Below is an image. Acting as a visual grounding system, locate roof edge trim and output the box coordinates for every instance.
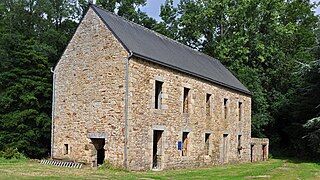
[91,4,130,53]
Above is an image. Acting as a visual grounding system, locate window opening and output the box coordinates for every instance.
[238,102,243,121]
[155,81,163,109]
[224,98,228,119]
[64,144,68,155]
[183,88,190,113]
[182,132,189,156]
[206,94,211,117]
[205,133,210,155]
[237,135,242,155]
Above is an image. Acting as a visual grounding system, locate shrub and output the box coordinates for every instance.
[0,147,27,159]
[98,160,123,170]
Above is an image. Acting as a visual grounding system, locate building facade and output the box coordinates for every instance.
[52,4,268,171]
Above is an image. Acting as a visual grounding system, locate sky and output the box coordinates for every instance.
[141,0,320,22]
[140,0,178,21]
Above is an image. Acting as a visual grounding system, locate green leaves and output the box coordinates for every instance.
[0,0,79,158]
[156,1,319,151]
[96,0,158,29]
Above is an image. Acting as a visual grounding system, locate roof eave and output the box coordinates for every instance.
[131,52,252,96]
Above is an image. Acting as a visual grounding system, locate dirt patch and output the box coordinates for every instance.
[278,167,291,170]
[244,175,272,179]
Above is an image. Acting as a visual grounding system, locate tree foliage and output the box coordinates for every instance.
[158,0,318,139]
[0,0,82,158]
[0,0,319,158]
[96,0,157,29]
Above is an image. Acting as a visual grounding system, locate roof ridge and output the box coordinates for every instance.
[91,4,218,62]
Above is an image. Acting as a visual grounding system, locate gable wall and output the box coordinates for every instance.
[53,7,128,165]
[127,57,251,170]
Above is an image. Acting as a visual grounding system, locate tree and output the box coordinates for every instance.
[303,117,320,156]
[0,37,52,158]
[153,0,179,39]
[0,0,83,158]
[96,0,157,29]
[157,0,318,141]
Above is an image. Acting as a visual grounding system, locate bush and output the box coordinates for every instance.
[0,147,27,159]
[303,117,320,156]
[98,160,123,171]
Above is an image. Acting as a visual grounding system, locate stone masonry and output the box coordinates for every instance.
[53,8,127,167]
[251,138,269,162]
[52,5,269,171]
[127,58,251,170]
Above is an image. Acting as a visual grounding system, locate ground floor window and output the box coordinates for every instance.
[182,132,189,156]
[205,133,210,155]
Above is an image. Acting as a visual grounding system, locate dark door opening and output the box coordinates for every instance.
[152,130,163,169]
[262,145,267,161]
[91,138,105,166]
[250,144,254,162]
[222,134,228,163]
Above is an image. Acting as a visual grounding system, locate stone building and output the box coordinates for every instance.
[51,4,269,171]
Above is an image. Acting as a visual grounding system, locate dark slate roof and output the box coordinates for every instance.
[91,4,251,95]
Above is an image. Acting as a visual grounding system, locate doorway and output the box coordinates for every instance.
[262,145,267,161]
[250,144,254,162]
[222,134,228,163]
[91,138,105,166]
[152,130,163,169]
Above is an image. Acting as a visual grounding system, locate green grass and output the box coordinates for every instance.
[0,158,319,179]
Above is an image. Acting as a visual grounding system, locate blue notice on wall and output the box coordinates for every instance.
[178,141,182,151]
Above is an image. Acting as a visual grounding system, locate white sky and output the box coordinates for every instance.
[312,0,320,14]
[140,0,178,21]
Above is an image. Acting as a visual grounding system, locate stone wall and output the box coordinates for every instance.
[251,138,269,162]
[52,8,127,166]
[127,58,252,171]
[53,6,258,171]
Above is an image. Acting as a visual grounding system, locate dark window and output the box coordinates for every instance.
[64,144,68,155]
[224,98,228,119]
[155,81,163,109]
[206,94,211,117]
[237,135,242,154]
[238,102,242,121]
[205,133,210,155]
[182,132,189,156]
[183,88,190,113]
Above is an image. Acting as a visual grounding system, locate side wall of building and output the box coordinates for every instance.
[127,58,252,171]
[52,8,128,166]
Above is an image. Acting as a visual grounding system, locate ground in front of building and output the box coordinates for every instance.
[0,158,319,179]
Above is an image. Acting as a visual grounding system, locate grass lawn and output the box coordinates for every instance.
[0,158,319,180]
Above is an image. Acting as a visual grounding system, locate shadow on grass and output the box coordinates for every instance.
[271,154,320,165]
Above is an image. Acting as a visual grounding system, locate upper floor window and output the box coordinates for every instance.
[206,93,211,117]
[155,81,163,109]
[183,87,190,113]
[224,98,228,119]
[238,102,243,121]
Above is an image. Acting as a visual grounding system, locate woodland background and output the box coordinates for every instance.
[0,0,319,159]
